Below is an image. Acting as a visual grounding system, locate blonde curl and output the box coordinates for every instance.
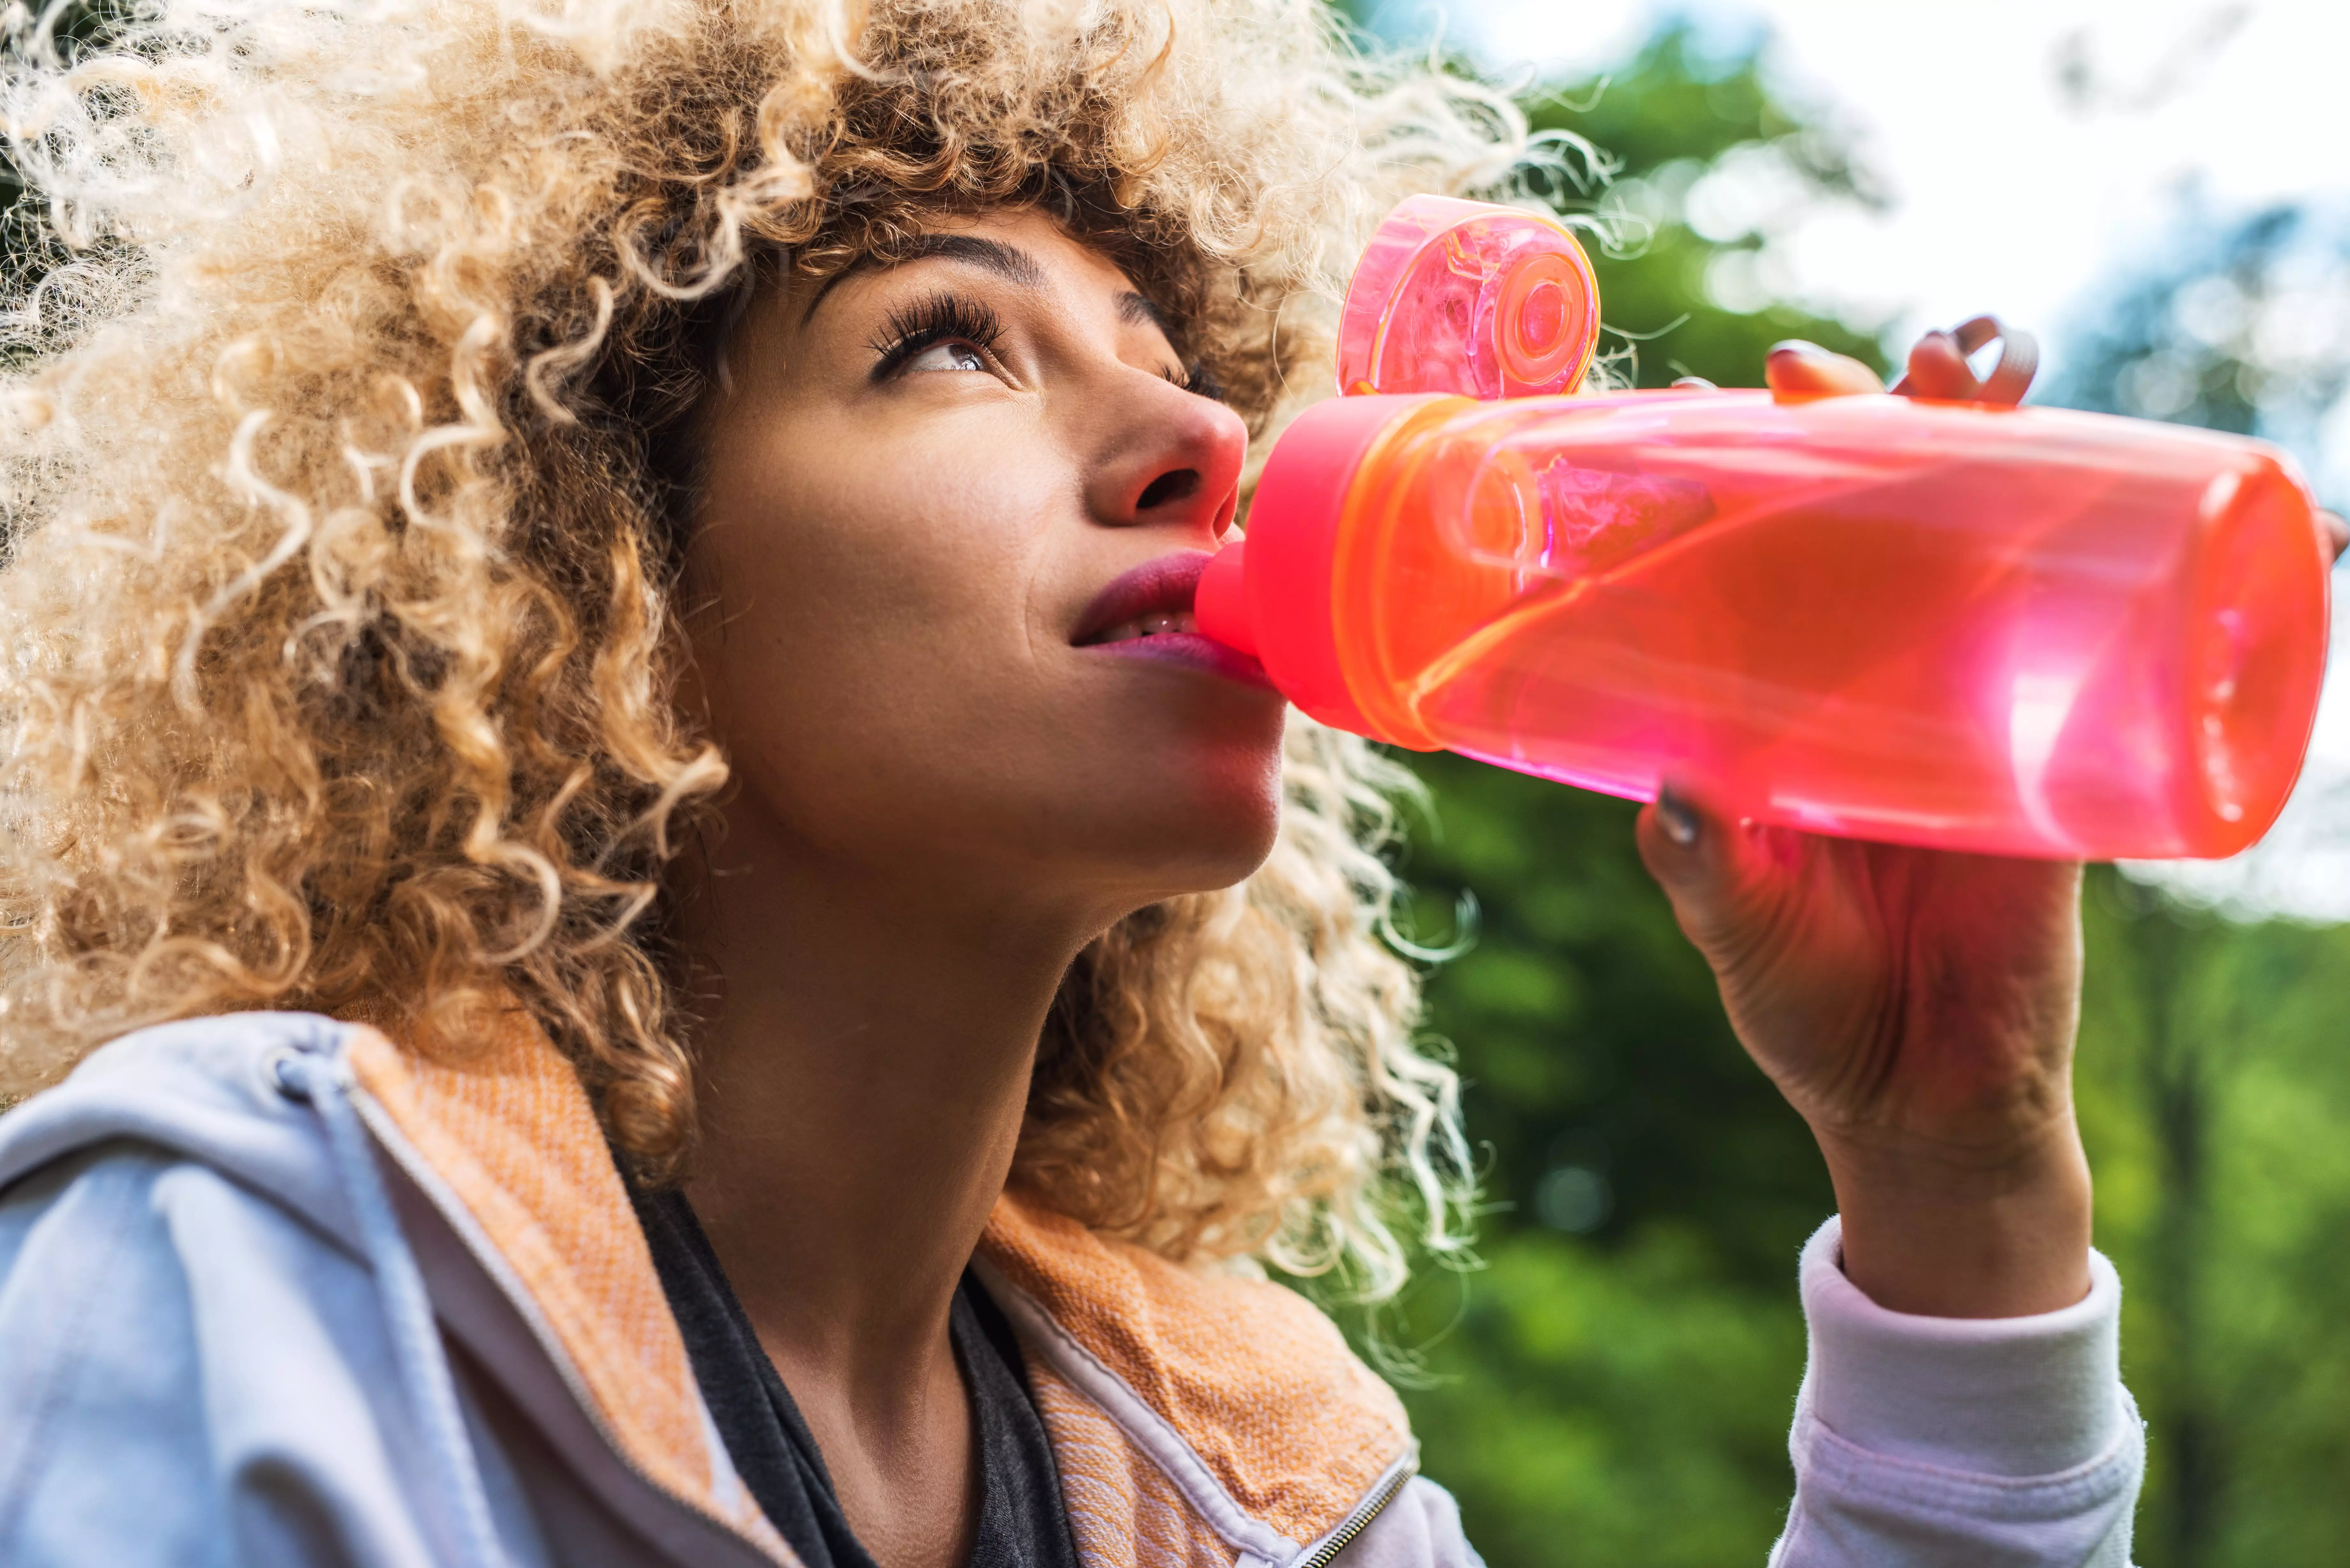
[0,0,1535,1293]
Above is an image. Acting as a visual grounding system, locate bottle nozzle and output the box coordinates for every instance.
[1194,539,1254,656]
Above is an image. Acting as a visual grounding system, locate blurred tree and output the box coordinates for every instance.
[2050,200,2350,478]
[1327,15,1889,386]
[1346,22,2350,1568]
[1526,23,1886,388]
[1380,760,1829,1564]
[2047,202,2350,1568]
[2072,874,2350,1568]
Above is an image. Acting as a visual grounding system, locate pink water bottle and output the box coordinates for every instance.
[1197,210,2332,860]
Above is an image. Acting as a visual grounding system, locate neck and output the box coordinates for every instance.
[676,797,1095,1404]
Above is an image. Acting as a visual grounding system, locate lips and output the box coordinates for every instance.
[1073,551,1212,648]
[1073,549,1275,691]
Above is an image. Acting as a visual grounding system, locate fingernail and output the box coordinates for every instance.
[1655,789,1700,847]
[1768,340,1828,361]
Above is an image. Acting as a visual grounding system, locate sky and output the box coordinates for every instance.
[1384,0,2350,916]
[1435,1,2350,369]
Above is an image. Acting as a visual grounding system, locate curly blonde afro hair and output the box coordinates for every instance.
[0,0,1533,1294]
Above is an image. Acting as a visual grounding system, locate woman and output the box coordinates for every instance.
[0,0,2142,1564]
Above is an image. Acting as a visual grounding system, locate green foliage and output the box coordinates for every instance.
[1391,1225,1807,1567]
[1396,756,1832,1279]
[1353,24,2350,1568]
[1395,791,2350,1568]
[2071,873,2350,1566]
[2042,194,2350,1568]
[1384,765,1827,1562]
[1526,24,1886,388]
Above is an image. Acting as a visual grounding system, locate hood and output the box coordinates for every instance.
[0,1011,364,1249]
[1,1009,1414,1568]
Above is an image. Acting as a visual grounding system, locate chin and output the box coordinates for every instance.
[1056,765,1284,906]
[1159,811,1284,896]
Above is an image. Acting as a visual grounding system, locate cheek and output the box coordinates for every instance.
[716,427,1058,657]
[690,419,1073,812]
[688,402,1288,897]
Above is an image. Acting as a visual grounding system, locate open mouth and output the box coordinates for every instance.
[1072,551,1212,648]
[1072,549,1274,690]
[1088,607,1199,644]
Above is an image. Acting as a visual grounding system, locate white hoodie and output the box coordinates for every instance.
[0,1011,2142,1566]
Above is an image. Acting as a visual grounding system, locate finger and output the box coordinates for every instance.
[1764,341,1883,399]
[1895,330,1978,401]
[1634,781,1781,951]
[2322,509,2349,563]
[1954,317,2038,405]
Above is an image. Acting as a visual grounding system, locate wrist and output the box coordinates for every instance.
[1814,1118,2093,1318]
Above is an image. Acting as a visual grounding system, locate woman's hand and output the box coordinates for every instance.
[1636,781,2091,1318]
[1643,333,2344,1317]
[1642,335,2347,1320]
[1641,335,2096,1319]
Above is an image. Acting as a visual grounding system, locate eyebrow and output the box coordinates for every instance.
[805,234,1180,345]
[1117,290,1174,339]
[807,233,1050,316]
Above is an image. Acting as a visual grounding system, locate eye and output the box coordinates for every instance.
[902,339,991,374]
[1166,360,1227,403]
[870,291,1008,383]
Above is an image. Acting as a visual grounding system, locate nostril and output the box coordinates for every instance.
[1135,468,1201,512]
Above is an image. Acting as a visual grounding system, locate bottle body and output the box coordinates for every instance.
[1206,389,2331,859]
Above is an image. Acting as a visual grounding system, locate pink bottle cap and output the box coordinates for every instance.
[1335,195,1601,400]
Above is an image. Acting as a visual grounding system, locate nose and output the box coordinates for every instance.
[1085,373,1250,541]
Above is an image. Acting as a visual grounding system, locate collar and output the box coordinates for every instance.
[346,1010,1412,1568]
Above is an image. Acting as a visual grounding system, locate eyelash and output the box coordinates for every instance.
[867,290,1226,403]
[869,293,1006,379]
[1169,362,1226,403]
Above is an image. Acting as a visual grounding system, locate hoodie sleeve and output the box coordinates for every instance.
[1768,1216,2143,1568]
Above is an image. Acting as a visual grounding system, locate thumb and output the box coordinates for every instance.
[1634,782,1783,954]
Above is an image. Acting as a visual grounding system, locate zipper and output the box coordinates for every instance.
[973,1257,1422,1568]
[347,1087,791,1568]
[1295,1451,1418,1568]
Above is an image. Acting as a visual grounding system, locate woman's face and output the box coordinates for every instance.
[685,209,1286,927]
